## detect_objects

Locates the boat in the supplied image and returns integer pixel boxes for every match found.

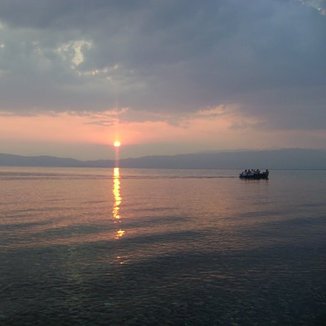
[239,169,269,179]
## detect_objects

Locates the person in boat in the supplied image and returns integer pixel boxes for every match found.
[240,168,269,179]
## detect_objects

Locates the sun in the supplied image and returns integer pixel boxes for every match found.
[113,140,121,148]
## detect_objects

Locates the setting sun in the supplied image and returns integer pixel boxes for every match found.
[113,141,121,148]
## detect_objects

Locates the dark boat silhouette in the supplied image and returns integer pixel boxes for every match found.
[239,169,269,180]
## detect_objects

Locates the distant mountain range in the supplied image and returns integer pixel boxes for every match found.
[0,149,326,169]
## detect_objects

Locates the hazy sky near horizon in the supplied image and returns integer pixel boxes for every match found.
[0,0,325,159]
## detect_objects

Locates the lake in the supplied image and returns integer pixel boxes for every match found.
[0,167,325,325]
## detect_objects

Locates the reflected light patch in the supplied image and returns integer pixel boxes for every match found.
[112,167,125,239]
[112,167,121,220]
[115,229,125,239]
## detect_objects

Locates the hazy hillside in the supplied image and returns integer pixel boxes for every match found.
[1,149,326,169]
[0,153,94,167]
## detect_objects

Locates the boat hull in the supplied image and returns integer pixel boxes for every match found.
[239,174,269,180]
[239,171,269,180]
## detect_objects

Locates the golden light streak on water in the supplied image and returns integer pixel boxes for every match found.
[112,168,121,220]
[112,167,125,239]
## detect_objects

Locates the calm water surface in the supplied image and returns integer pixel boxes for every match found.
[0,167,325,325]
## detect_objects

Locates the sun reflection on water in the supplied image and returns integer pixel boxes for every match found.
[112,167,121,220]
[112,167,125,239]
[115,229,125,239]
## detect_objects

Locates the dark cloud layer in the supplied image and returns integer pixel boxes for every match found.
[0,0,325,130]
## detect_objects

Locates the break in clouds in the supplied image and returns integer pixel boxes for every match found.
[0,0,325,130]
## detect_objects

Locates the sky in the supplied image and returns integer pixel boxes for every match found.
[0,0,325,159]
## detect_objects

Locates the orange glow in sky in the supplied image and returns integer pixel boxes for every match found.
[1,108,325,159]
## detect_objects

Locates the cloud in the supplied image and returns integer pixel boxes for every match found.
[0,0,325,132]
[300,0,326,15]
